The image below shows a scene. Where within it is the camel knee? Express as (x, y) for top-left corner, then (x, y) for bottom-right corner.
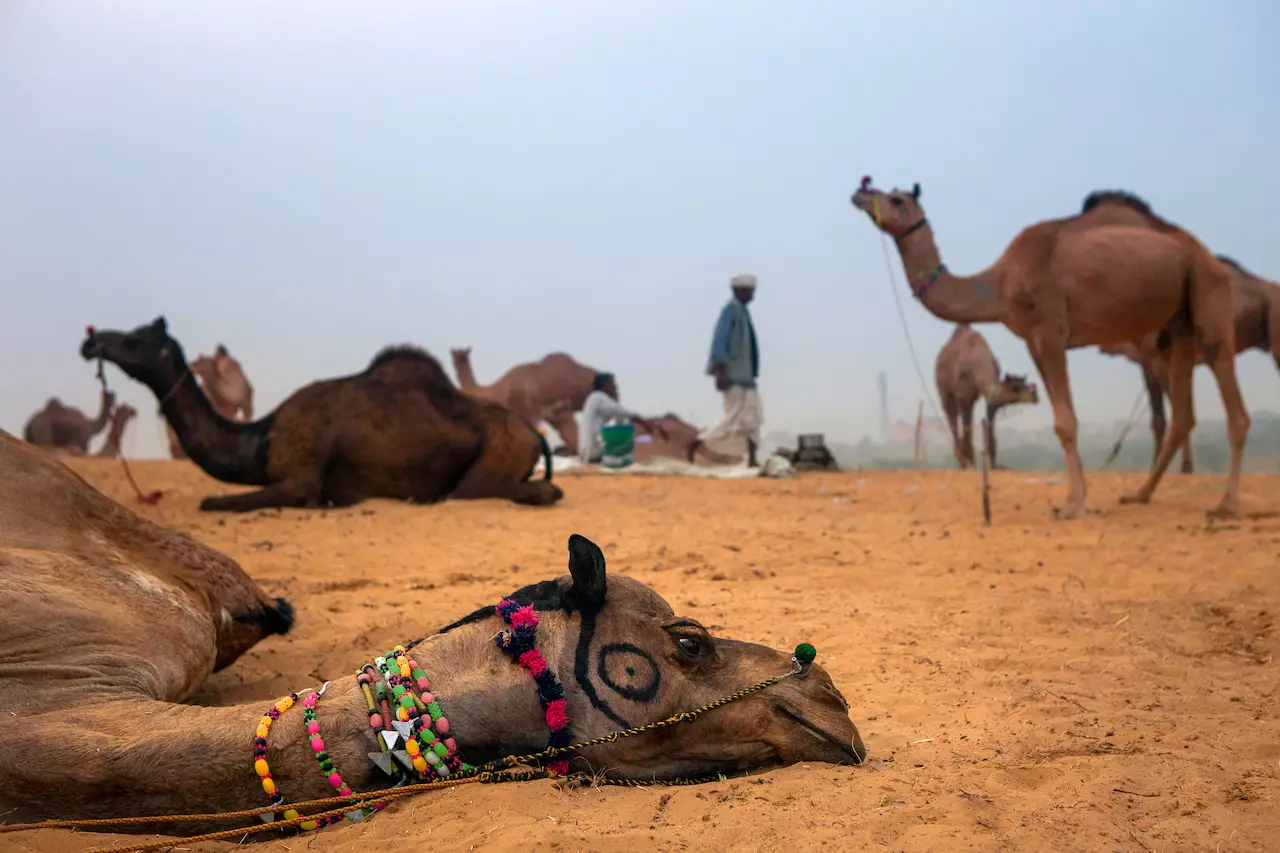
(515, 481), (564, 506)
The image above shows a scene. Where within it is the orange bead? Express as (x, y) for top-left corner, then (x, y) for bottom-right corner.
(405, 739), (420, 756)
(262, 778), (276, 795)
(254, 759), (269, 776)
(412, 756), (428, 773)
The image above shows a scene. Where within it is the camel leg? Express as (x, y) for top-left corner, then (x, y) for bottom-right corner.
(1180, 434), (1194, 474)
(1142, 368), (1166, 475)
(449, 453), (563, 506)
(960, 403), (976, 468)
(941, 395), (964, 469)
(1028, 341), (1086, 518)
(1120, 336), (1197, 506)
(199, 480), (319, 512)
(1205, 352), (1249, 518)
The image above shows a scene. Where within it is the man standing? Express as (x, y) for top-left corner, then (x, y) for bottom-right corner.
(578, 373), (665, 465)
(689, 273), (763, 467)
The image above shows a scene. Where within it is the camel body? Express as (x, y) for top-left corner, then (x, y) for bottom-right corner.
(546, 400), (739, 465)
(934, 324), (1038, 469)
(82, 318), (562, 512)
(452, 348), (598, 453)
(852, 181), (1249, 518)
(94, 403), (138, 458)
(22, 388), (114, 455)
(169, 345), (254, 460)
(0, 431), (863, 830)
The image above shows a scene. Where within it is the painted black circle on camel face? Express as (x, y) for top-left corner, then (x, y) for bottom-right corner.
(596, 642), (661, 703)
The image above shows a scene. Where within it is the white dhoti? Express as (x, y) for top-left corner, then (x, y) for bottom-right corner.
(698, 385), (764, 455)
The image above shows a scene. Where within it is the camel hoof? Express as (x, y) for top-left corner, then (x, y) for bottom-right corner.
(1206, 503), (1237, 521)
(1051, 504), (1085, 520)
(1117, 492), (1149, 506)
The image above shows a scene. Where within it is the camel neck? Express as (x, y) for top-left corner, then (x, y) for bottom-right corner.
(453, 358), (481, 391)
(149, 354), (270, 485)
(95, 416), (130, 458)
(894, 224), (1004, 324)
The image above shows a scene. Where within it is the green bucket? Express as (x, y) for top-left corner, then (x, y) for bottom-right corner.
(600, 423), (636, 468)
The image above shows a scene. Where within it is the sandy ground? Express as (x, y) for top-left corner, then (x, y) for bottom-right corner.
(6, 460), (1279, 853)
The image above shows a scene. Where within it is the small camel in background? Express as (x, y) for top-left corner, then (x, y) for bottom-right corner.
(852, 178), (1249, 519)
(22, 387), (115, 455)
(935, 324), (1038, 470)
(451, 347), (598, 452)
(168, 344), (254, 460)
(94, 402), (137, 458)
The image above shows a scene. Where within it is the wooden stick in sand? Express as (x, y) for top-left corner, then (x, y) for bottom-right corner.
(980, 417), (992, 525)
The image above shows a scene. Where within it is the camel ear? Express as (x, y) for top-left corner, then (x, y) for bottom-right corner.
(911, 183), (921, 201)
(149, 316), (168, 336)
(216, 344), (228, 356)
(566, 534), (607, 612)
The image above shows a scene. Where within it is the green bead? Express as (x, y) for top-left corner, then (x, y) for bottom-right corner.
(375, 683), (386, 698)
(400, 694), (414, 709)
(432, 742), (448, 757)
(392, 685), (406, 699)
(412, 668), (427, 680)
(427, 701), (442, 720)
(794, 643), (817, 664)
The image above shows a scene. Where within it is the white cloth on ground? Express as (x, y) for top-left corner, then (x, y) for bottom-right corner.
(579, 389), (638, 463)
(697, 385), (764, 455)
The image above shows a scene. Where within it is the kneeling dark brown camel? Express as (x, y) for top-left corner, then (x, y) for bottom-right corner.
(80, 318), (562, 511)
(935, 324), (1039, 469)
(0, 431), (865, 833)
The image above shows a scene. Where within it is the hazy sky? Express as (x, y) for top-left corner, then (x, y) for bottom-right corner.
(3, 0), (1278, 459)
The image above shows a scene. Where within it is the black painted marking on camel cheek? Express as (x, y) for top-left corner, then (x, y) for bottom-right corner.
(573, 609), (634, 729)
(597, 642), (661, 703)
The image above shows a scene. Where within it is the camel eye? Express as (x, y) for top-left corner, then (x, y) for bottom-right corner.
(676, 636), (704, 656)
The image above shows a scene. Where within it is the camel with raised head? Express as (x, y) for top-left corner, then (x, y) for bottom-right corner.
(94, 402), (138, 458)
(168, 344), (254, 460)
(935, 324), (1039, 469)
(0, 439), (865, 832)
(82, 318), (562, 511)
(22, 388), (115, 455)
(545, 399), (739, 465)
(452, 347), (599, 453)
(851, 178), (1249, 519)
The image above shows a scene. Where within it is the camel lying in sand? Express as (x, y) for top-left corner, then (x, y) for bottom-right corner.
(22, 387), (115, 455)
(852, 179), (1249, 519)
(82, 318), (562, 511)
(544, 399), (739, 465)
(452, 347), (598, 453)
(935, 324), (1038, 469)
(0, 429), (865, 833)
(169, 345), (254, 460)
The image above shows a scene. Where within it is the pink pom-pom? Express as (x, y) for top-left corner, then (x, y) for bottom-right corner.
(329, 773), (343, 788)
(310, 737), (325, 752)
(518, 649), (547, 676)
(369, 713), (383, 728)
(510, 605), (539, 629)
(548, 759), (569, 775)
(420, 692), (434, 705)
(306, 721), (320, 735)
(545, 699), (569, 731)
(444, 738), (457, 752)
(434, 717), (450, 735)
(416, 676), (431, 692)
(340, 785), (352, 796)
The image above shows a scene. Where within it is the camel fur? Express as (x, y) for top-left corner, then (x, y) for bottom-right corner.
(169, 344), (254, 460)
(0, 442), (865, 832)
(22, 387), (115, 455)
(935, 324), (1039, 469)
(81, 317), (562, 511)
(94, 402), (138, 459)
(852, 179), (1250, 519)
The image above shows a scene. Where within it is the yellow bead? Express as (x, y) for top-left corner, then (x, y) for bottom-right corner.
(284, 809), (299, 820)
(396, 655), (408, 666)
(262, 778), (276, 795)
(413, 756), (428, 773)
(254, 759), (269, 776)
(256, 726), (269, 738)
(405, 739), (420, 755)
(399, 665), (411, 677)
(301, 820), (318, 831)
(396, 707), (409, 722)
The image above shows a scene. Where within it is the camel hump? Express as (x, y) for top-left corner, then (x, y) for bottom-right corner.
(366, 346), (453, 385)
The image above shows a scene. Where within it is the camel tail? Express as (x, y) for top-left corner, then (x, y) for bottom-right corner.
(537, 429), (554, 483)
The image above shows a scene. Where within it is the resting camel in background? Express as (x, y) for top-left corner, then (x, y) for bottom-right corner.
(451, 347), (598, 453)
(22, 387), (115, 455)
(82, 318), (562, 511)
(852, 178), (1249, 519)
(935, 324), (1039, 469)
(94, 402), (137, 459)
(0, 429), (865, 832)
(543, 399), (739, 465)
(168, 345), (255, 460)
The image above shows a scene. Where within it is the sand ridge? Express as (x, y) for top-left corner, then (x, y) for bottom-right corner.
(8, 460), (1278, 853)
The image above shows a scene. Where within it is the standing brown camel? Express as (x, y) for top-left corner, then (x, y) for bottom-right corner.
(94, 402), (138, 458)
(851, 178), (1249, 518)
(168, 345), (254, 460)
(451, 347), (599, 453)
(0, 431), (865, 830)
(935, 324), (1039, 469)
(81, 318), (562, 511)
(22, 388), (115, 455)
(545, 400), (739, 465)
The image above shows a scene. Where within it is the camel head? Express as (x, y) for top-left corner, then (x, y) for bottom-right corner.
(112, 402), (138, 424)
(449, 347), (472, 366)
(444, 535), (866, 779)
(81, 317), (187, 387)
(850, 177), (926, 238)
(992, 373), (1039, 407)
